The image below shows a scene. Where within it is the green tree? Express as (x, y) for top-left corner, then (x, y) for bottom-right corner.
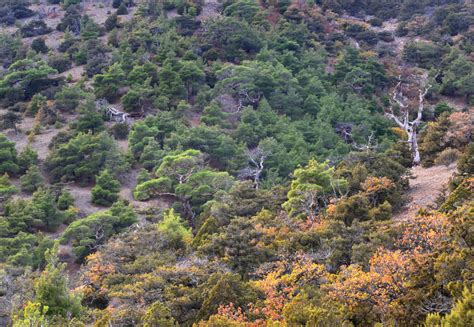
(156, 61), (185, 103)
(20, 165), (44, 193)
(73, 99), (104, 134)
(283, 160), (347, 221)
(0, 133), (19, 175)
(201, 101), (228, 128)
(121, 85), (150, 113)
(179, 61), (205, 102)
(30, 188), (64, 231)
(203, 17), (263, 62)
(155, 149), (205, 184)
(0, 173), (18, 203)
(54, 85), (85, 112)
(46, 132), (128, 184)
(167, 125), (246, 172)
(57, 189), (75, 210)
(0, 33), (23, 68)
(206, 216), (267, 277)
(61, 201), (137, 261)
(17, 145), (38, 173)
(157, 208), (192, 248)
(139, 139), (165, 171)
(143, 301), (176, 327)
(223, 0), (259, 23)
(33, 247), (83, 318)
(128, 120), (159, 159)
(93, 63), (126, 101)
(329, 194), (370, 226)
(0, 58), (57, 104)
(0, 110), (21, 133)
(458, 143), (474, 176)
(419, 113), (450, 167)
(12, 302), (49, 327)
(80, 15), (102, 41)
(104, 13), (119, 31)
(403, 41), (444, 69)
(117, 3), (128, 15)
(91, 169), (121, 206)
(29, 93), (47, 115)
(197, 273), (258, 321)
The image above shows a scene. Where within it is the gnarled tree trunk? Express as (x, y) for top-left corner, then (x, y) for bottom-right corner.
(385, 75), (432, 165)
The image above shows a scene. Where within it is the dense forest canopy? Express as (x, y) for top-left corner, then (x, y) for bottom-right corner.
(0, 0), (472, 326)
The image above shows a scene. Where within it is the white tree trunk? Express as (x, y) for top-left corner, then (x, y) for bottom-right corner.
(385, 75), (432, 165)
(408, 127), (421, 165)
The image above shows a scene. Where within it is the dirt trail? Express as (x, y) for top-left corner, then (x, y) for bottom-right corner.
(393, 164), (456, 221)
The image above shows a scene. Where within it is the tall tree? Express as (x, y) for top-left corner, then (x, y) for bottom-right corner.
(32, 247), (83, 318)
(385, 74), (434, 165)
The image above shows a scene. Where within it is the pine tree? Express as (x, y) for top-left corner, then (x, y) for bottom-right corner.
(0, 110), (21, 133)
(0, 173), (18, 202)
(0, 133), (19, 175)
(20, 165), (44, 193)
(104, 13), (119, 32)
(73, 99), (104, 134)
(30, 188), (64, 231)
(33, 246), (83, 318)
(117, 3), (128, 15)
(91, 169), (121, 206)
(57, 189), (75, 210)
(17, 145), (38, 174)
(157, 209), (192, 248)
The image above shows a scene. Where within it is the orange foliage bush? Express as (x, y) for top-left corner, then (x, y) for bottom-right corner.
(397, 212), (451, 254)
(324, 248), (412, 319)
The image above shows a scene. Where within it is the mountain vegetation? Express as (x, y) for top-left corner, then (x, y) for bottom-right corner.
(0, 0), (472, 326)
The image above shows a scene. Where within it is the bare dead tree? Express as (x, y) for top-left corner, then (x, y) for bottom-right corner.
(352, 131), (378, 152)
(87, 226), (105, 251)
(238, 145), (271, 189)
(419, 292), (453, 315)
(236, 89), (261, 112)
(385, 74), (433, 165)
(301, 189), (321, 223)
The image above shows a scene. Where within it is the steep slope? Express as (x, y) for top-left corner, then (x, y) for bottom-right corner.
(394, 164), (457, 221)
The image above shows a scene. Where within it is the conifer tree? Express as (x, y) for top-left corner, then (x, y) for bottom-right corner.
(20, 165), (44, 193)
(0, 133), (19, 175)
(32, 246), (83, 318)
(91, 169), (121, 206)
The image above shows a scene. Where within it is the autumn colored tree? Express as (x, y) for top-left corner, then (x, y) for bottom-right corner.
(324, 248), (413, 324)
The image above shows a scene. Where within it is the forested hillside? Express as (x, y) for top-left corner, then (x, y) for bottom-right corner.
(0, 0), (473, 326)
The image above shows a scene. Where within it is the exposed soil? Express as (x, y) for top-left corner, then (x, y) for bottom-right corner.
(5, 118), (66, 161)
(83, 1), (136, 25)
(166, 8), (180, 19)
(118, 167), (172, 220)
(197, 0), (221, 21)
(438, 95), (470, 111)
(393, 164), (456, 222)
(66, 185), (103, 217)
(59, 65), (85, 82)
